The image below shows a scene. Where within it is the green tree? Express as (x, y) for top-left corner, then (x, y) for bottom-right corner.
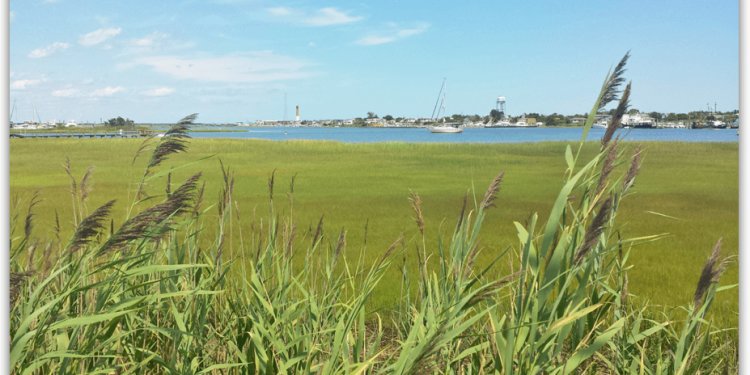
(383, 115), (394, 121)
(366, 112), (378, 119)
(105, 116), (135, 127)
(489, 109), (503, 122)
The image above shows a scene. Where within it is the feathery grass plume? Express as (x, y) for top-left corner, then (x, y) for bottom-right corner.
(596, 140), (619, 196)
(131, 135), (157, 165)
(363, 218), (369, 246)
(284, 224), (296, 259)
(268, 168), (276, 201)
(598, 51), (630, 111)
(409, 191), (425, 235)
(147, 117), (193, 170)
(334, 229), (346, 259)
(623, 145), (643, 191)
(574, 196), (613, 263)
(455, 193), (468, 234)
(10, 271), (32, 309)
(193, 181), (206, 217)
(54, 210), (61, 243)
(100, 173), (201, 255)
(218, 160), (234, 218)
(79, 166), (94, 203)
(481, 170), (505, 210)
(378, 234), (403, 265)
(602, 82), (631, 147)
(68, 200), (116, 252)
(165, 172), (172, 197)
(136, 114), (197, 199)
(693, 238), (730, 309)
(289, 173), (297, 194)
(24, 192), (41, 240)
(63, 157), (77, 197)
(312, 215), (324, 246)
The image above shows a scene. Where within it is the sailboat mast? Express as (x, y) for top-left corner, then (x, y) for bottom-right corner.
(431, 78), (446, 120)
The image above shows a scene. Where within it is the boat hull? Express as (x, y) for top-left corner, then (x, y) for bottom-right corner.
(430, 126), (463, 133)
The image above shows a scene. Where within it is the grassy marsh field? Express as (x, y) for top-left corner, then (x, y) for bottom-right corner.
(10, 137), (738, 328)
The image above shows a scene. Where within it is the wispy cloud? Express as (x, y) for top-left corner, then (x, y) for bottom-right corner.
(52, 88), (80, 98)
(91, 86), (124, 97)
(28, 42), (69, 58)
(11, 79), (43, 90)
(142, 87), (175, 97)
(133, 52), (312, 83)
(356, 22), (430, 46)
(123, 32), (193, 55)
(266, 6), (362, 26)
(79, 27), (122, 46)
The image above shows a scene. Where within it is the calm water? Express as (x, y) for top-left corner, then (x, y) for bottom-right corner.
(189, 127), (739, 143)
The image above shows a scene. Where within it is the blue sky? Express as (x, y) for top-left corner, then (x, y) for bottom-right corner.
(9, 0), (738, 123)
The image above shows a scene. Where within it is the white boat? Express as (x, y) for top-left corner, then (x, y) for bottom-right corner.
(430, 124), (463, 133)
(428, 78), (463, 134)
(593, 121), (608, 129)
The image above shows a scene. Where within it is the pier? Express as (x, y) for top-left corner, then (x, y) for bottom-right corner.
(10, 131), (147, 139)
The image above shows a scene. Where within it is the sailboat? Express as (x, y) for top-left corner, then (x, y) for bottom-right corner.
(429, 79), (463, 134)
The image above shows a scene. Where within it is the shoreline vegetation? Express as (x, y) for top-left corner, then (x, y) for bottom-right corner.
(10, 55), (738, 373)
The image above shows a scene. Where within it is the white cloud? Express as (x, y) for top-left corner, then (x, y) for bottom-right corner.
(356, 36), (396, 46)
(28, 42), (69, 58)
(130, 31), (168, 47)
(266, 6), (362, 26)
(305, 7), (362, 26)
(134, 52), (312, 83)
(267, 7), (292, 16)
(52, 88), (80, 97)
(142, 87), (175, 97)
(79, 27), (122, 46)
(122, 32), (193, 55)
(356, 23), (429, 46)
(11, 79), (42, 90)
(91, 86), (124, 97)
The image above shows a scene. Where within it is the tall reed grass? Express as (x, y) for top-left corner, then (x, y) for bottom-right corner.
(10, 54), (737, 374)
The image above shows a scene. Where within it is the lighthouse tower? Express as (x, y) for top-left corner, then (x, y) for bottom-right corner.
(295, 105), (300, 122)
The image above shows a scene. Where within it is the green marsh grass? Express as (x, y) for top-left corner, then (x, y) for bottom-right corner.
(9, 54), (738, 373)
(10, 139), (738, 328)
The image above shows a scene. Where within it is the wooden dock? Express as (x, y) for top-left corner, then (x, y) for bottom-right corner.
(10, 131), (147, 139)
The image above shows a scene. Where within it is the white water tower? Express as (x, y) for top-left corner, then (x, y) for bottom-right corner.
(496, 96), (506, 117)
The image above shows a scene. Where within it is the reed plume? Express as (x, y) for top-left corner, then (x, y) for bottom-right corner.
(598, 51), (630, 111)
(268, 169), (276, 201)
(409, 191), (425, 235)
(147, 119), (192, 170)
(165, 172), (172, 197)
(193, 181), (206, 217)
(602, 82), (631, 147)
(10, 271), (32, 309)
(623, 145), (643, 191)
(693, 238), (729, 309)
(79, 166), (94, 203)
(378, 234), (403, 265)
(575, 196), (613, 263)
(101, 173), (201, 255)
(595, 140), (618, 196)
(481, 171), (504, 210)
(136, 114), (197, 199)
(69, 200), (116, 252)
(312, 215), (324, 246)
(455, 193), (468, 234)
(24, 192), (40, 240)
